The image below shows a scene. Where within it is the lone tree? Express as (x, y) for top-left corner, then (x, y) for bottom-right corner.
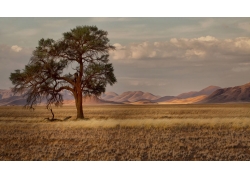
(10, 26), (117, 119)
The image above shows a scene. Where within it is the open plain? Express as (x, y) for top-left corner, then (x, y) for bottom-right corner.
(1, 104), (250, 160)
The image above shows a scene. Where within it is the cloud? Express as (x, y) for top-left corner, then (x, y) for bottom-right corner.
(111, 43), (130, 60)
(185, 49), (206, 58)
(196, 36), (218, 42)
(11, 45), (22, 52)
(110, 36), (250, 63)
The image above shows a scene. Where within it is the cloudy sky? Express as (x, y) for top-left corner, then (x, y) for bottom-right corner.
(1, 17), (250, 96)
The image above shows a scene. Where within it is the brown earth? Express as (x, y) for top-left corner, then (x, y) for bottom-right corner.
(1, 104), (250, 160)
(1, 123), (250, 160)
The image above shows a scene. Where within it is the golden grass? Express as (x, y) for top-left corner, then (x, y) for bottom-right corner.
(1, 103), (250, 121)
(1, 104), (250, 160)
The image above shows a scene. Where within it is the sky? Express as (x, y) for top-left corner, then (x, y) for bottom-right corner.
(1, 16), (250, 96)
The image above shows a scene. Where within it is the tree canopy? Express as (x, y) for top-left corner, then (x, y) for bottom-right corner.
(10, 25), (117, 119)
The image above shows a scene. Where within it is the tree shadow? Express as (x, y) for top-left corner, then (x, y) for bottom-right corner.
(44, 116), (91, 122)
(74, 117), (90, 121)
(63, 116), (72, 120)
(44, 116), (72, 122)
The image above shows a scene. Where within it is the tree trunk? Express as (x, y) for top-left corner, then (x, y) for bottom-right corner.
(76, 97), (84, 119)
(75, 61), (84, 119)
(75, 89), (84, 119)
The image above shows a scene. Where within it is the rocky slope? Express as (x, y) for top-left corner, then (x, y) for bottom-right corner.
(201, 82), (250, 103)
(101, 91), (160, 103)
(177, 86), (221, 99)
(159, 95), (207, 104)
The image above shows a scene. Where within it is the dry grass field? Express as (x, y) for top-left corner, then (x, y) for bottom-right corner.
(1, 104), (250, 160)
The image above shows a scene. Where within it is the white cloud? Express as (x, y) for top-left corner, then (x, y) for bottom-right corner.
(11, 45), (22, 52)
(234, 37), (250, 49)
(113, 43), (126, 50)
(185, 49), (206, 58)
(110, 36), (250, 62)
(110, 43), (130, 60)
(196, 36), (218, 42)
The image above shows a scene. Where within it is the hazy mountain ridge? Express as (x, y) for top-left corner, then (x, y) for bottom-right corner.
(0, 89), (14, 99)
(0, 90), (122, 106)
(2, 83), (250, 105)
(63, 95), (123, 105)
(201, 82), (250, 103)
(0, 96), (25, 106)
(176, 86), (221, 99)
(101, 91), (161, 102)
(0, 90), (75, 106)
(159, 95), (208, 104)
(152, 96), (176, 103)
(101, 92), (118, 100)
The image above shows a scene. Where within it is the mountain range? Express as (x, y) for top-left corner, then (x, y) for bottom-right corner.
(201, 82), (250, 103)
(176, 86), (221, 99)
(1, 82), (250, 105)
(100, 91), (160, 103)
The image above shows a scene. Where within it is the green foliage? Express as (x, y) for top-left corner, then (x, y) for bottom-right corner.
(9, 25), (117, 115)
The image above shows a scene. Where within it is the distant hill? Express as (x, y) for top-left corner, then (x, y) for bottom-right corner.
(101, 91), (160, 103)
(100, 92), (119, 100)
(177, 86), (221, 99)
(0, 96), (26, 106)
(130, 99), (157, 105)
(153, 85), (220, 104)
(0, 89), (75, 106)
(159, 95), (207, 104)
(2, 98), (28, 106)
(201, 82), (250, 103)
(4, 83), (248, 105)
(64, 95), (122, 105)
(153, 96), (175, 103)
(0, 88), (121, 106)
(0, 89), (14, 99)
